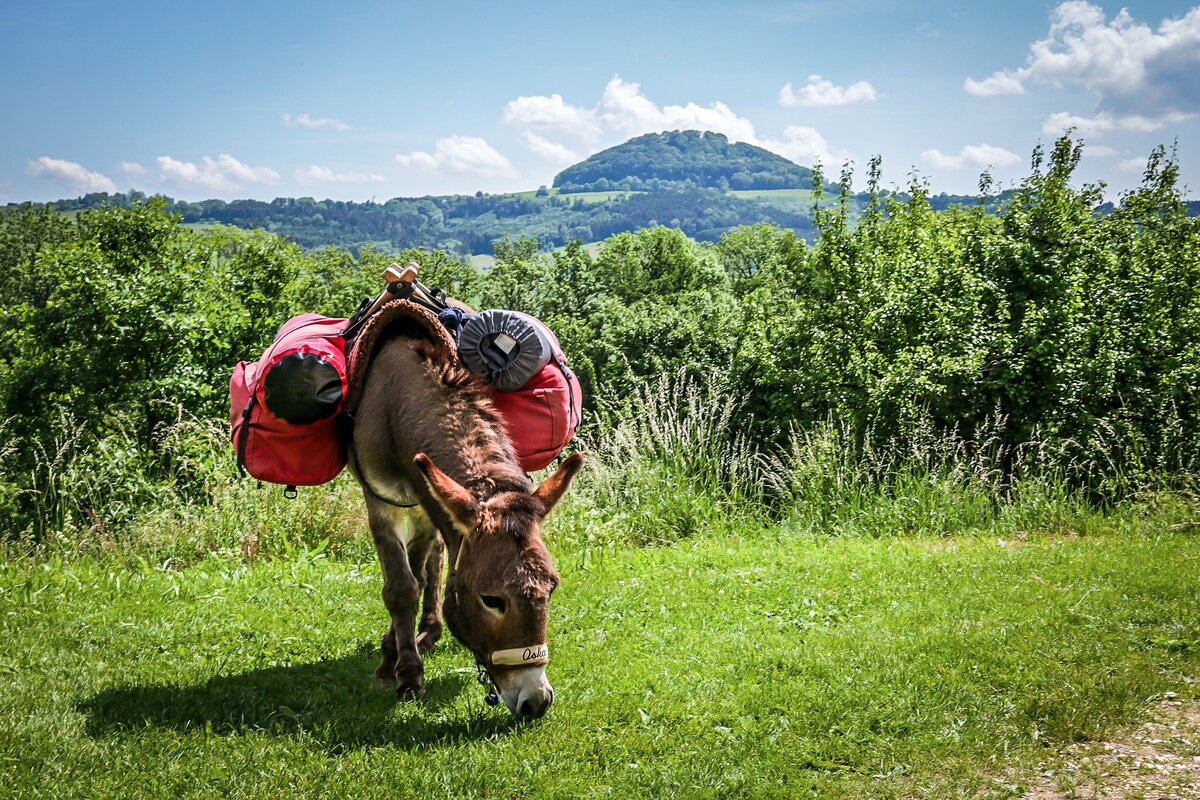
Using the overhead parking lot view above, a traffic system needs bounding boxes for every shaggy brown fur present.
[348,299,582,717]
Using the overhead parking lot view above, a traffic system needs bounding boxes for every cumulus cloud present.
[502,93,601,140]
[520,132,580,164]
[963,71,1026,96]
[119,161,147,175]
[501,75,857,171]
[964,1,1200,124]
[502,76,759,146]
[921,144,1022,170]
[596,77,758,141]
[396,135,516,177]
[1081,144,1118,158]
[759,126,851,167]
[28,157,117,193]
[282,112,351,130]
[157,154,280,191]
[1119,156,1149,173]
[778,75,878,107]
[1041,109,1193,138]
[297,165,385,184]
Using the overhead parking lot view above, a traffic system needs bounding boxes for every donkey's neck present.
[433,379,530,504]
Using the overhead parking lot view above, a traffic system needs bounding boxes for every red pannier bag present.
[229,314,349,487]
[492,355,583,472]
[457,311,583,473]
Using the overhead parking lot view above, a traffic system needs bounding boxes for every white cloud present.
[1081,144,1118,158]
[28,157,117,193]
[502,93,600,140]
[966,2,1200,121]
[119,161,147,175]
[157,154,280,191]
[297,165,385,184]
[759,125,851,167]
[1041,109,1193,138]
[1119,156,1149,173]
[396,135,516,177]
[282,112,351,131]
[921,144,1022,170]
[596,76,758,141]
[778,74,878,107]
[1042,110,1116,138]
[963,71,1026,96]
[520,132,580,164]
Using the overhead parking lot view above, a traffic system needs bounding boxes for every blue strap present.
[438,306,478,347]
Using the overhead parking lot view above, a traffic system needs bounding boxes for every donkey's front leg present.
[415,531,444,654]
[368,505,426,699]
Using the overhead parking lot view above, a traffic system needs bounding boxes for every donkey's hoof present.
[395,662,425,700]
[396,682,425,701]
[415,630,439,654]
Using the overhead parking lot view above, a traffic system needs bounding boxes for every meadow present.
[2,472,1198,799]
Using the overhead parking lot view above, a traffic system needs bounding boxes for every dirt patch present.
[1024,697,1200,799]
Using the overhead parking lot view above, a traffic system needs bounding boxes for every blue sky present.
[3,1,1198,203]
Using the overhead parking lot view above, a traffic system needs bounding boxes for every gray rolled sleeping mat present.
[457,309,556,391]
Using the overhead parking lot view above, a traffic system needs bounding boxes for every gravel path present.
[1024,698,1200,799]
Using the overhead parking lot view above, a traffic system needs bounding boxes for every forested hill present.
[553,130,819,192]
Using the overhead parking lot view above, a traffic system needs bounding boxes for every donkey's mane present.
[407,338,531,501]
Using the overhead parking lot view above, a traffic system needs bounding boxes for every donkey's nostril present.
[517,698,533,719]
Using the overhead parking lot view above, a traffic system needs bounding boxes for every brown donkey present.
[349,310,582,720]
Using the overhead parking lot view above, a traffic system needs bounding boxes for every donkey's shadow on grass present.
[78,643,522,750]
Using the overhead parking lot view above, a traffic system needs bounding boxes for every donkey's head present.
[414,451,583,720]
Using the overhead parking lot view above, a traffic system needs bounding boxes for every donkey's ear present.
[414,453,478,529]
[533,452,585,516]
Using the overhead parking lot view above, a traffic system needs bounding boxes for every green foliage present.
[730,140,1200,492]
[0,202,478,537]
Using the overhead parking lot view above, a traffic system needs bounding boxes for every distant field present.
[507,187,815,205]
[731,188,818,204]
[508,188,644,203]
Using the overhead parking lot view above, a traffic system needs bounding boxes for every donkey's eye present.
[479,594,507,614]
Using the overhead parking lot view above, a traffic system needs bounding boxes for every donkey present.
[349,312,582,720]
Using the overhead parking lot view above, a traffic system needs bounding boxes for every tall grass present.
[4,371,1197,561]
[562,371,1198,546]
[3,407,369,564]
[564,369,773,546]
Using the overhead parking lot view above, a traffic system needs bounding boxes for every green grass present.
[3,515,1198,798]
[730,188,819,205]
[507,188,643,203]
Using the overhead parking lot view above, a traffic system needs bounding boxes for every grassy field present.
[508,188,643,203]
[506,187,814,205]
[729,188,818,205]
[2,506,1198,799]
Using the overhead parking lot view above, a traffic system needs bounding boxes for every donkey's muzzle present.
[515,684,554,720]
[495,665,554,720]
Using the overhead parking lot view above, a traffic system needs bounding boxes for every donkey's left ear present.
[533,452,585,516]
[414,453,478,529]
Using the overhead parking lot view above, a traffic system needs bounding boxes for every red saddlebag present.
[450,308,583,473]
[229,314,349,486]
[491,354,583,472]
